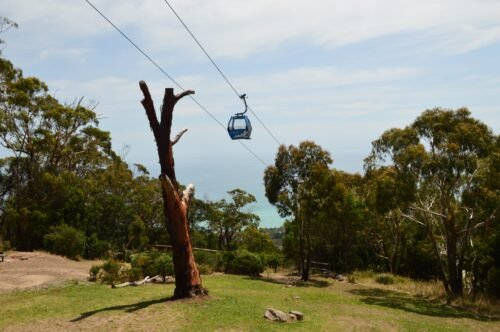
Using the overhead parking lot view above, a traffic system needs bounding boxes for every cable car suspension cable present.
[83,0,267,166]
[162,0,282,146]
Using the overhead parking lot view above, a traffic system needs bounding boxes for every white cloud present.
[4,0,500,60]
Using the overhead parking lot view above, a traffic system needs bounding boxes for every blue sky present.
[2,0,500,227]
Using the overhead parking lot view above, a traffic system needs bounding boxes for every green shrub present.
[130,252,155,277]
[152,254,174,282]
[374,273,395,285]
[220,251,235,271]
[89,264,101,281]
[130,251,173,280]
[486,267,500,298]
[262,253,283,272]
[128,267,143,282]
[194,251,218,267]
[224,250,264,276]
[119,263,134,282]
[197,263,213,275]
[215,251,226,272]
[44,224,85,259]
[100,259,121,284]
[0,240,11,251]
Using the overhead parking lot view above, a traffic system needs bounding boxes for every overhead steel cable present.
[83,0,267,166]
[162,0,282,146]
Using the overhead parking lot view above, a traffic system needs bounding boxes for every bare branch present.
[174,90,195,103]
[139,81,160,141]
[171,128,188,146]
[459,222,486,235]
[410,204,446,218]
[458,209,497,235]
[402,213,426,226]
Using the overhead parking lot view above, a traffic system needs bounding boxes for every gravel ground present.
[0,251,99,292]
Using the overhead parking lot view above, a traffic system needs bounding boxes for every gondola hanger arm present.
[239,94,248,115]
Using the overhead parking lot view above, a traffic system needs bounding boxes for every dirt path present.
[0,251,99,291]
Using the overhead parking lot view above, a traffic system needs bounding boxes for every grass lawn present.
[0,274,499,331]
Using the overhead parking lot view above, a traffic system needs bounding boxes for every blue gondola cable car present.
[227,94,252,140]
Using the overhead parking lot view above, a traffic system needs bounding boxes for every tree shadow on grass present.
[245,276,330,288]
[70,297,174,322]
[349,288,499,322]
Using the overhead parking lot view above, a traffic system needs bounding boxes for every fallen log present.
[146,275,174,283]
[112,276,150,288]
[111,275,173,288]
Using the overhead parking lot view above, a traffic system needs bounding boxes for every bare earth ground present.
[0,251,97,292]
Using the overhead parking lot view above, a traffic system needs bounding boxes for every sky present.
[2,0,500,227]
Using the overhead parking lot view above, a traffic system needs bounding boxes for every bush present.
[130,252,156,277]
[130,251,174,280]
[89,264,101,281]
[194,251,218,268]
[152,254,174,281]
[0,239,11,252]
[215,251,225,272]
[44,224,85,259]
[99,259,121,284]
[262,253,283,272]
[128,267,143,282]
[486,267,500,298]
[224,250,264,276]
[374,273,395,285]
[197,263,213,275]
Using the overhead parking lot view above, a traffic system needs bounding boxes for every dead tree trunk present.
[139,81,207,298]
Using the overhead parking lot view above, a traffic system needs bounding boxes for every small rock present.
[264,309,278,321]
[264,308,288,322]
[289,310,304,321]
[273,309,288,322]
[293,295,301,300]
[337,274,345,281]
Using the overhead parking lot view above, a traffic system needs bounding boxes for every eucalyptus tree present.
[264,141,332,280]
[0,17,17,54]
[237,225,277,254]
[0,58,116,249]
[366,108,497,299]
[364,166,414,274]
[206,189,260,251]
[314,170,367,272]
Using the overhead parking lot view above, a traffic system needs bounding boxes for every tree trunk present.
[298,215,307,281]
[302,218,311,281]
[391,215,401,275]
[446,221,462,297]
[426,218,451,299]
[139,81,207,298]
